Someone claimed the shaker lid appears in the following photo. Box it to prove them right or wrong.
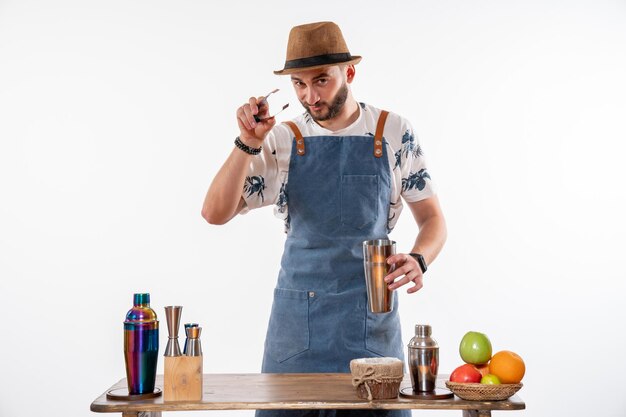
[125,293,157,323]
[415,324,431,337]
[134,293,150,306]
[408,324,438,348]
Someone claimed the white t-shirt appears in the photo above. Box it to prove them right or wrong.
[240,102,435,232]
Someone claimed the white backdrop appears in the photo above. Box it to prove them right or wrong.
[1,1,625,416]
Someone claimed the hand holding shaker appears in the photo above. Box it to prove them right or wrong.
[362,239,396,313]
[124,293,159,395]
[408,324,439,393]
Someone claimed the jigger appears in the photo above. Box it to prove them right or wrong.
[183,323,198,355]
[164,306,182,357]
[185,325,202,357]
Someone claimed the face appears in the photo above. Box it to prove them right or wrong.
[290,65,352,122]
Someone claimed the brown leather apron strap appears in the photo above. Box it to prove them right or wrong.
[373,110,389,158]
[283,121,306,156]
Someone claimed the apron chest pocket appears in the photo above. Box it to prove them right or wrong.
[341,175,379,230]
[266,288,310,363]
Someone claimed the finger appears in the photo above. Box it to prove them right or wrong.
[388,270,420,290]
[252,116,276,137]
[384,264,412,283]
[259,115,276,131]
[406,278,424,294]
[242,105,258,129]
[257,100,270,119]
[237,105,254,131]
[387,254,413,266]
[249,96,259,115]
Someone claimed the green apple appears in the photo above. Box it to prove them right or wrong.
[459,331,492,364]
[480,374,501,385]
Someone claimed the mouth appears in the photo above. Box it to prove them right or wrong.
[308,104,324,112]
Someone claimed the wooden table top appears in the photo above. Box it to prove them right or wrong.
[91,373,525,413]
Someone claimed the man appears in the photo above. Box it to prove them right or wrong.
[202,21,446,417]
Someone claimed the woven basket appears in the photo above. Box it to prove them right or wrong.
[445,382,523,401]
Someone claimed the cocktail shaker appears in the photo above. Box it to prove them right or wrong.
[362,239,396,313]
[408,324,439,392]
[124,293,159,395]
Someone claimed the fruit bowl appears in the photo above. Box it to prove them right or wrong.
[445,381,523,401]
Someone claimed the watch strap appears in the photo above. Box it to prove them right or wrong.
[409,253,427,273]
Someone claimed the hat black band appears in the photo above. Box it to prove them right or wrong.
[283,53,353,70]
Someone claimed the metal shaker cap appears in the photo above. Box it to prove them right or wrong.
[408,324,438,349]
[133,293,150,306]
[415,324,431,337]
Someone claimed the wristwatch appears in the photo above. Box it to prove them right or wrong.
[408,253,427,274]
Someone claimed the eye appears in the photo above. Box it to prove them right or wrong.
[292,80,305,88]
[316,78,328,86]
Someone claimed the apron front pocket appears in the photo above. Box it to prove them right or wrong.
[266,288,310,363]
[365,301,404,359]
[341,175,379,230]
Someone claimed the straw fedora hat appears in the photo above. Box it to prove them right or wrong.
[274,21,362,75]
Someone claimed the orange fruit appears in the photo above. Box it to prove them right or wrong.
[488,350,525,384]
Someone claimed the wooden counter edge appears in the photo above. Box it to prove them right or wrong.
[90,374,525,413]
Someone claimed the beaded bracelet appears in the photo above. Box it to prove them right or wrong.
[234,136,262,155]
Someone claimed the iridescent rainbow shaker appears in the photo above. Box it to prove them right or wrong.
[124,293,159,395]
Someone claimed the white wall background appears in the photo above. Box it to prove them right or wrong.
[1,0,625,416]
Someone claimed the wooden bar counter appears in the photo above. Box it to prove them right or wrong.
[91,373,525,417]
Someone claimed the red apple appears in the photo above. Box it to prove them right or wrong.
[450,364,482,383]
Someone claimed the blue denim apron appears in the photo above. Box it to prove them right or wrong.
[257,112,410,417]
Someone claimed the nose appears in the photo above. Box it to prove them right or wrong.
[304,87,320,105]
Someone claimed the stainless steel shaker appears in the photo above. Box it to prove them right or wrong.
[408,324,439,392]
[362,239,396,313]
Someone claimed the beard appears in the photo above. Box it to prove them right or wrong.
[302,81,349,122]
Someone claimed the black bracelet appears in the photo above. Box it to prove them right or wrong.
[234,136,262,155]
[409,253,428,273]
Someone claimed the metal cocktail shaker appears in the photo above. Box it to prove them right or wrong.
[124,293,159,395]
[362,239,396,313]
[408,324,439,392]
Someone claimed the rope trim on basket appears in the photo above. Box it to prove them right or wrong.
[351,366,403,401]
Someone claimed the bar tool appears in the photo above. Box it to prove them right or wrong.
[362,239,396,313]
[184,324,203,356]
[400,324,453,399]
[254,88,290,122]
[123,293,159,395]
[164,306,182,357]
[182,323,198,354]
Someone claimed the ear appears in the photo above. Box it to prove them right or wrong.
[345,65,356,83]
